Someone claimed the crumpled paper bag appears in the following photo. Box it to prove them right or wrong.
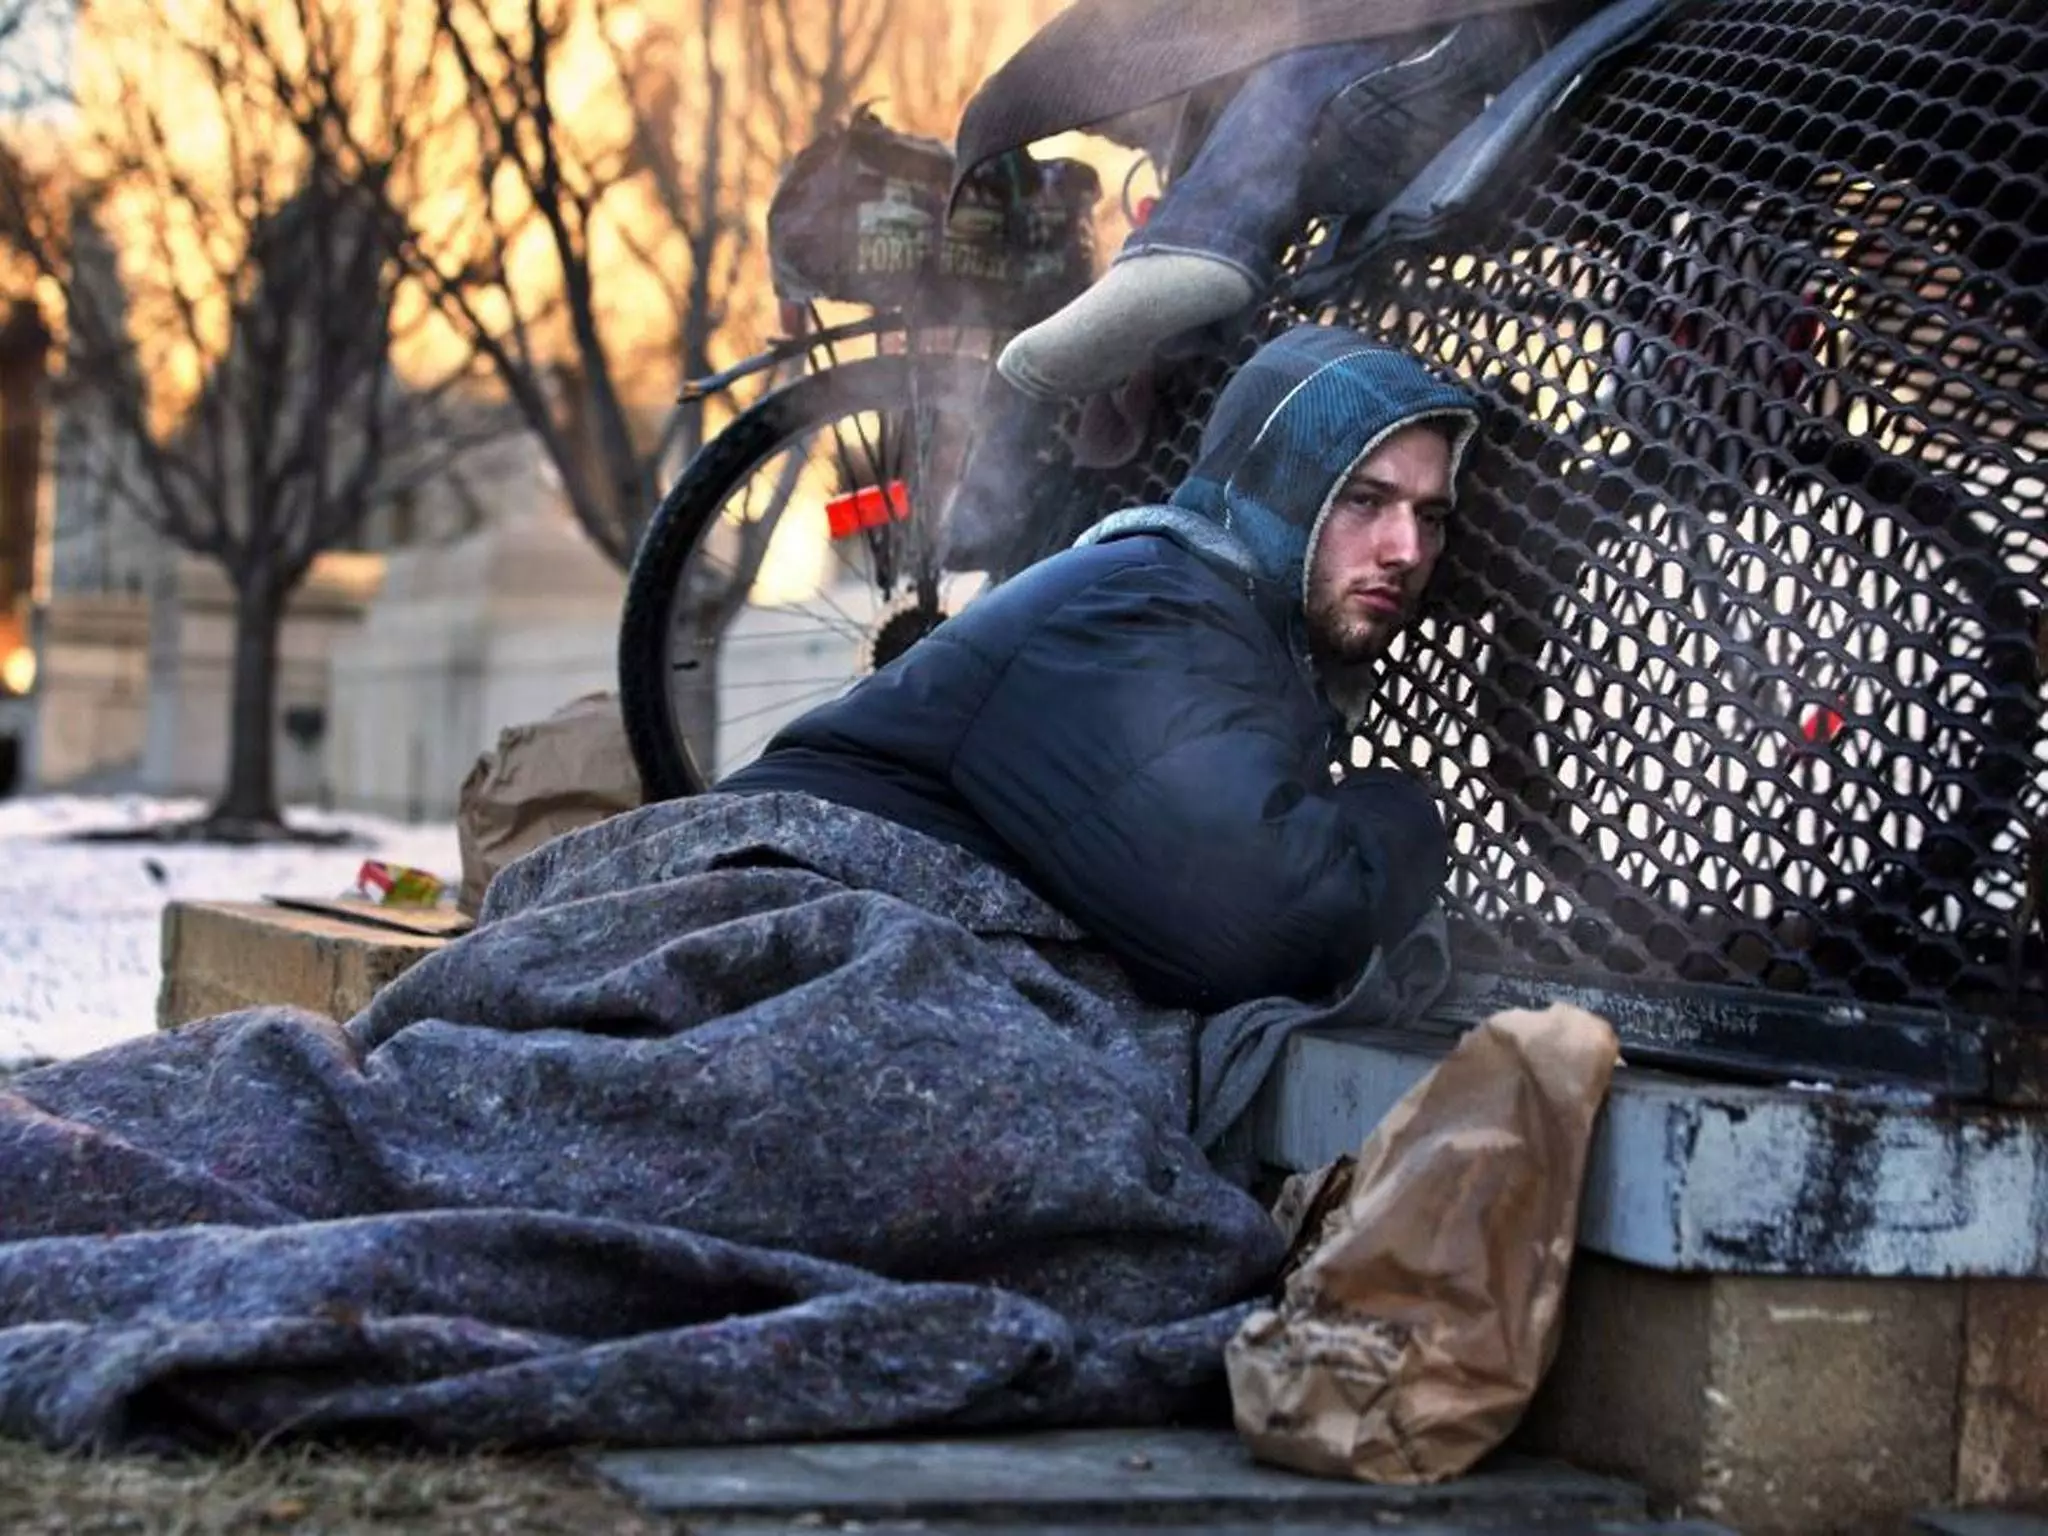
[456,692,645,914]
[1226,1004,1620,1484]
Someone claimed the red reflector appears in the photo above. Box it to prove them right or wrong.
[1800,703,1845,746]
[826,481,909,539]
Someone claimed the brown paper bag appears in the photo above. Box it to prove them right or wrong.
[1226,1004,1619,1484]
[455,692,645,914]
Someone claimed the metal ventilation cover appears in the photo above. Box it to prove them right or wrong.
[1066,0,2046,1094]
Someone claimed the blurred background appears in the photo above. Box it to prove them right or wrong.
[0,0,1145,824]
[0,0,1156,1065]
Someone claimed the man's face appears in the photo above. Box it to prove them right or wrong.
[1303,424,1453,665]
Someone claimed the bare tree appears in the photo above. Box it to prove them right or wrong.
[262,0,1043,553]
[250,0,1049,770]
[743,0,892,165]
[880,0,1026,139]
[0,0,486,837]
[237,0,894,774]
[252,0,897,570]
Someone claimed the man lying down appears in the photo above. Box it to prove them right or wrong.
[0,326,1471,1452]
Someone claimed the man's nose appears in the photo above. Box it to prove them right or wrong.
[1371,506,1425,571]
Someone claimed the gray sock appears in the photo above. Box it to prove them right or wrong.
[998,252,1258,400]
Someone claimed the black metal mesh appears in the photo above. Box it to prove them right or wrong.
[1070,0,2048,1026]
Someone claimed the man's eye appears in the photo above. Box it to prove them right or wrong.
[1420,506,1452,530]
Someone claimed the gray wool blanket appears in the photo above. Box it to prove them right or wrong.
[0,791,1446,1452]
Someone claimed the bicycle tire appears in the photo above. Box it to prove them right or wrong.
[618,351,992,801]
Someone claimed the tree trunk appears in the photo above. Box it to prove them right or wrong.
[211,578,286,828]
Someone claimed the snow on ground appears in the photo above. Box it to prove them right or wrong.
[0,795,459,1068]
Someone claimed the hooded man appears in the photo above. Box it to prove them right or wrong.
[719,326,1477,1010]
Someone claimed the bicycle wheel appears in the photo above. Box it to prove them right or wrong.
[619,352,997,800]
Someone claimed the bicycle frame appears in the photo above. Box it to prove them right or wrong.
[677,311,910,405]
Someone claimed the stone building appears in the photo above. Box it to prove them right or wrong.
[31,376,621,816]
[24,198,625,815]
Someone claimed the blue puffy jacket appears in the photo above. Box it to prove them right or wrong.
[721,326,1478,1009]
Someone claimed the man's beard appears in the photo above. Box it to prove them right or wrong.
[1305,585,1396,665]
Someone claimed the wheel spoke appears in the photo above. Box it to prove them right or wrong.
[715,675,867,691]
[717,681,851,729]
[708,628,883,644]
[688,543,876,643]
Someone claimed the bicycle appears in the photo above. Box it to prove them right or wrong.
[614,266,1080,798]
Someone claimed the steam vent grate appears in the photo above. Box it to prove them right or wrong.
[1062,0,2047,1060]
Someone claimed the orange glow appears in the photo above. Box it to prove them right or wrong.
[42,0,1140,479]
[0,604,30,693]
[1,643,32,695]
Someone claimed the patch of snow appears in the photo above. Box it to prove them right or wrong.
[0,795,459,1068]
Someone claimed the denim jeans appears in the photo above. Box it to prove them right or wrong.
[1123,10,1550,290]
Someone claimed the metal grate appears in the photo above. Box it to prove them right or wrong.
[1066,0,2048,1040]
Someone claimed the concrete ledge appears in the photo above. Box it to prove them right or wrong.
[158,900,447,1029]
[1258,1028,2048,1533]
[1518,1255,2048,1534]
[1256,1028,2048,1276]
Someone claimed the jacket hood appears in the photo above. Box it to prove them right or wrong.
[1074,326,1481,724]
[1165,324,1480,603]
